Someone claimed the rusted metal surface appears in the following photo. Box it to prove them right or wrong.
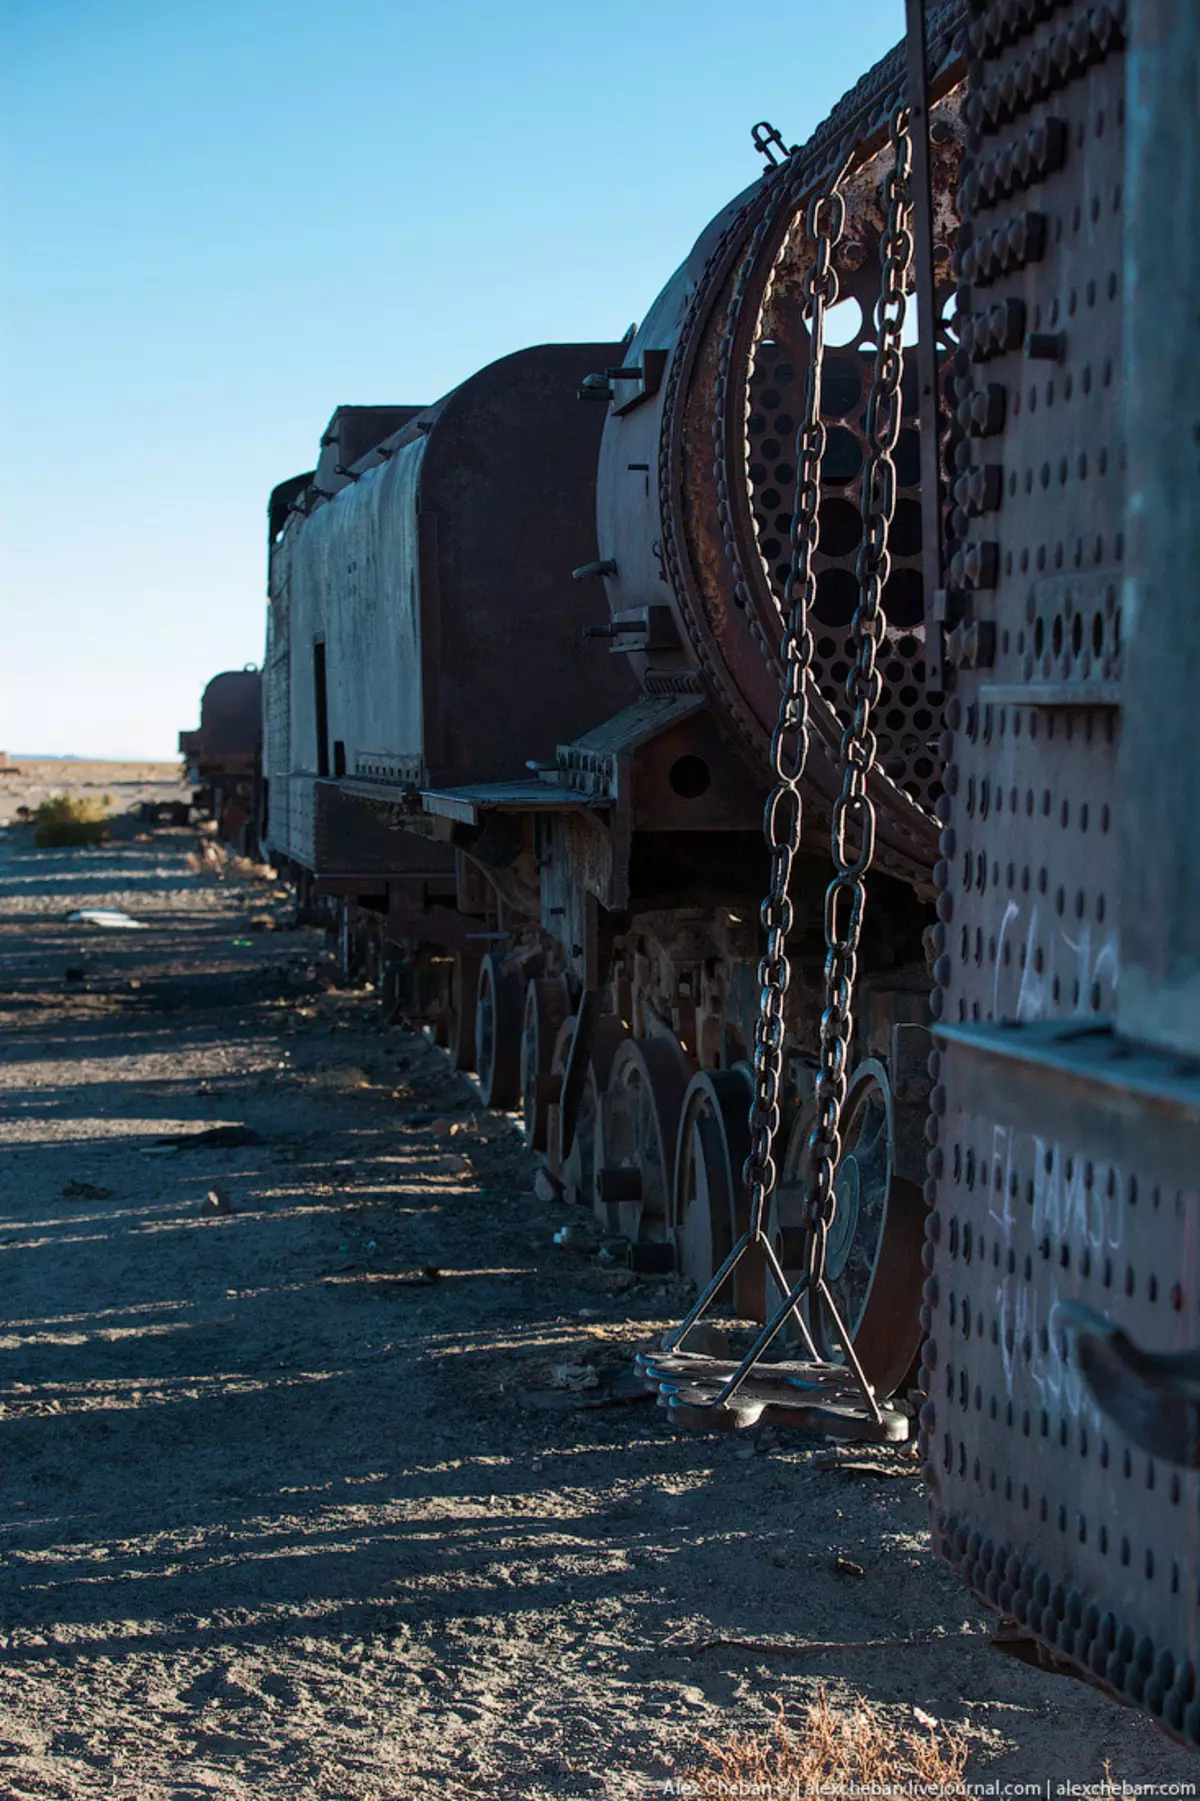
[256,14,959,1463]
[916,0,1200,1745]
[592,11,966,894]
[262,343,638,879]
[313,780,456,880]
[594,1035,693,1244]
[672,1068,752,1298]
[179,669,263,850]
[180,670,261,776]
[638,1343,911,1440]
[1116,0,1200,1061]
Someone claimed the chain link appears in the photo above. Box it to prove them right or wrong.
[802,106,914,1290]
[743,182,847,1243]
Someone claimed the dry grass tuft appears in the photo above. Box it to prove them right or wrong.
[682,1687,970,1798]
[33,794,110,848]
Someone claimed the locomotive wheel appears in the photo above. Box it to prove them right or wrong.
[671,1068,752,1304]
[474,954,524,1111]
[560,1016,625,1208]
[544,1016,577,1178]
[520,975,571,1150]
[768,1059,924,1399]
[593,1036,690,1243]
[446,952,481,1072]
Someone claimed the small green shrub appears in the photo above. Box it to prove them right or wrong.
[33,794,111,848]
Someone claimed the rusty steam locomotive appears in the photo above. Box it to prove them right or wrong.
[179,667,262,852]
[189,0,1200,1747]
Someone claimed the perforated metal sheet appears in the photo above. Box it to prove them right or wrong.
[748,265,940,811]
[922,0,1200,1741]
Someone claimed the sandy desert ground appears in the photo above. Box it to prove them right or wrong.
[0,770,1195,1798]
[0,760,187,827]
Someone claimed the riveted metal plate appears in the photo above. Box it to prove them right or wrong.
[922,0,1200,1741]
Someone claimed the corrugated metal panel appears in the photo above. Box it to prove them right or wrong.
[263,533,293,859]
[288,775,316,870]
[288,436,427,787]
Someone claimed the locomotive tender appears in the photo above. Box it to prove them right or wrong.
[246,0,1200,1746]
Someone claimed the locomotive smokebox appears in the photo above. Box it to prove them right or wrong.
[591,88,966,889]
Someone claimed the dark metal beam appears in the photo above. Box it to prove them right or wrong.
[1117,0,1200,1057]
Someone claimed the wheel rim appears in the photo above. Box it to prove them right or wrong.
[594,1036,690,1242]
[768,1058,925,1398]
[448,953,481,1071]
[544,1016,576,1177]
[520,976,570,1150]
[814,1076,890,1351]
[561,1016,625,1209]
[474,955,524,1110]
[672,1068,752,1301]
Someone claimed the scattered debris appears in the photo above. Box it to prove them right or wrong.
[811,1451,918,1480]
[66,909,147,930]
[188,839,226,875]
[304,1066,372,1092]
[136,799,190,826]
[58,1181,113,1202]
[551,1361,600,1391]
[830,1554,867,1580]
[153,1125,264,1150]
[520,1364,651,1412]
[248,913,276,932]
[431,1117,468,1138]
[230,856,278,883]
[200,1187,234,1216]
[533,1167,562,1204]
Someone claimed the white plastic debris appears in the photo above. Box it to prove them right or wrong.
[550,1362,600,1390]
[66,909,148,930]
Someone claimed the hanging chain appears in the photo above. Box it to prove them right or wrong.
[654,110,916,1421]
[802,106,914,1297]
[743,182,847,1245]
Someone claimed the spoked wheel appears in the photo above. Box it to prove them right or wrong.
[560,1016,625,1208]
[545,1016,577,1179]
[446,952,481,1071]
[671,1068,752,1306]
[520,975,571,1150]
[768,1058,925,1399]
[475,954,524,1110]
[594,1036,690,1242]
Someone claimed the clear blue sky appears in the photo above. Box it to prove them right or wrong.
[1,0,904,758]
